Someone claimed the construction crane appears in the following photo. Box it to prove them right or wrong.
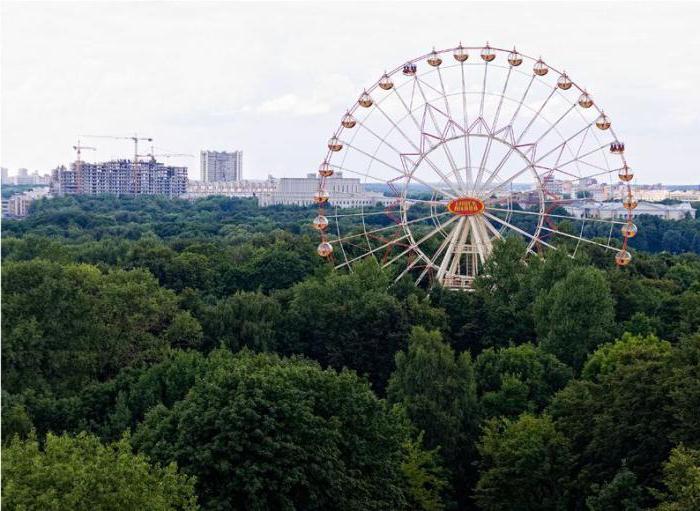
[72,140,96,192]
[80,133,153,193]
[137,146,194,163]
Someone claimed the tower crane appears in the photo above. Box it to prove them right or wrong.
[72,140,96,192]
[137,146,194,163]
[80,133,153,193]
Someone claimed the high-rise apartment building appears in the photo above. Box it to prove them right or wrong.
[200,150,242,182]
[51,159,188,197]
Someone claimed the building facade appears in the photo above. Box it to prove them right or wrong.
[200,150,243,182]
[51,159,188,197]
[185,178,276,199]
[4,187,50,218]
[564,200,695,221]
[258,173,391,208]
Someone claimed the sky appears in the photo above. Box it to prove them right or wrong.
[1,1,699,184]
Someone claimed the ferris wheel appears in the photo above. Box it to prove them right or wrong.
[313,43,637,290]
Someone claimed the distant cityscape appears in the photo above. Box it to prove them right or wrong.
[2,145,699,221]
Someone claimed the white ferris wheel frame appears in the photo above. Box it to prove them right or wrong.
[314,44,636,289]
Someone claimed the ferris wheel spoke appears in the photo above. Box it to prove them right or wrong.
[328,212,450,245]
[481,215,505,240]
[413,219,460,285]
[502,75,535,132]
[339,142,459,199]
[491,66,512,131]
[373,102,422,153]
[539,225,621,252]
[479,62,489,120]
[436,66,453,120]
[534,122,594,165]
[460,62,473,188]
[382,214,460,269]
[378,91,462,196]
[392,87,423,133]
[414,76,466,192]
[486,206,626,225]
[516,86,557,144]
[335,233,410,269]
[530,103,577,147]
[556,141,611,169]
[483,212,555,252]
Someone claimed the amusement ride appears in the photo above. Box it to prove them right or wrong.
[313,43,637,289]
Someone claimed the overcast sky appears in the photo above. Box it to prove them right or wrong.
[2,1,699,184]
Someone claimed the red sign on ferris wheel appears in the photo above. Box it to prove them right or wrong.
[447,197,485,216]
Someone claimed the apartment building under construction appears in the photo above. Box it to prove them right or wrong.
[51,159,188,197]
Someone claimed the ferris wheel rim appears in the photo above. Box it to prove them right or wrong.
[315,43,637,286]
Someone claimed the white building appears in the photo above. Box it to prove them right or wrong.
[564,200,695,221]
[200,150,243,182]
[258,173,391,208]
[185,178,276,199]
[635,188,671,202]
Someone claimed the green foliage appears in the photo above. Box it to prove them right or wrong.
[197,291,282,352]
[654,445,700,510]
[387,327,480,505]
[400,432,449,511]
[475,343,572,419]
[586,463,645,511]
[282,261,411,391]
[2,431,198,510]
[133,350,414,510]
[2,195,700,511]
[475,414,573,511]
[2,260,187,395]
[582,333,671,381]
[535,266,615,370]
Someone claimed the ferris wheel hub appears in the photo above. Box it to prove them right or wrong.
[447,197,485,216]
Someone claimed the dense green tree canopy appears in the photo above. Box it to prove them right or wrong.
[2,432,198,511]
[133,350,419,510]
[1,195,699,511]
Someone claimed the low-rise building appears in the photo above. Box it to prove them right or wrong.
[184,178,276,199]
[564,200,695,221]
[258,173,391,208]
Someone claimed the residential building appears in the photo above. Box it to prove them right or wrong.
[51,159,188,197]
[200,150,243,182]
[5,187,50,218]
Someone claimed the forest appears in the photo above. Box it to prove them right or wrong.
[2,194,700,510]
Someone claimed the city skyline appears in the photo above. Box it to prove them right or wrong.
[2,2,700,184]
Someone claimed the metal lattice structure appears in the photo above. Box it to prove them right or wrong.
[313,43,637,289]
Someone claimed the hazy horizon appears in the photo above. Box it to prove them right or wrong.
[2,1,699,185]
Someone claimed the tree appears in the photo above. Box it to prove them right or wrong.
[401,433,449,511]
[2,431,198,511]
[2,260,184,396]
[387,327,480,505]
[654,445,700,511]
[198,291,282,353]
[535,267,615,370]
[549,336,677,506]
[475,343,572,419]
[475,414,573,511]
[133,350,416,510]
[585,463,645,511]
[281,261,409,391]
